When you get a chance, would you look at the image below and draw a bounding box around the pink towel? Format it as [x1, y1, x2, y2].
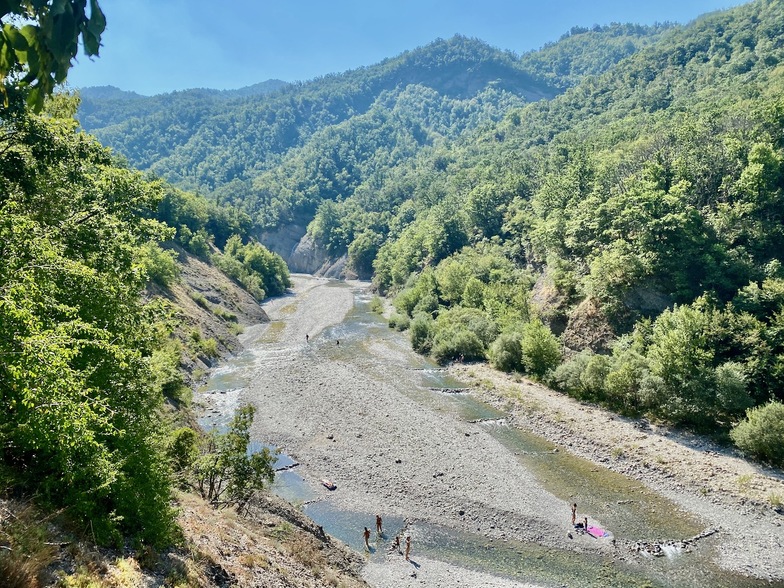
[587, 525, 608, 538]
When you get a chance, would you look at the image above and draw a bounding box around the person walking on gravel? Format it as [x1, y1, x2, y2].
[571, 503, 577, 525]
[405, 535, 411, 561]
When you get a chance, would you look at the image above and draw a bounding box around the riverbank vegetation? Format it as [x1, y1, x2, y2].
[371, 0, 784, 461]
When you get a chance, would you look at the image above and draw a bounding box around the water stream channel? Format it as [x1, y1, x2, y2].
[198, 280, 780, 588]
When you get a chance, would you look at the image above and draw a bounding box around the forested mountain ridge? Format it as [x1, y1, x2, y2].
[346, 0, 784, 450]
[72, 1, 784, 452]
[76, 29, 667, 213]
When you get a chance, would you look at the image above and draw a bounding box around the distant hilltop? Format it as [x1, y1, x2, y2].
[77, 78, 289, 99]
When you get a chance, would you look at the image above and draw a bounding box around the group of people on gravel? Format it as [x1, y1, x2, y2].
[363, 514, 411, 561]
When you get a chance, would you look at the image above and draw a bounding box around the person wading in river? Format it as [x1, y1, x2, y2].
[405, 535, 411, 561]
[376, 514, 383, 535]
[363, 526, 371, 551]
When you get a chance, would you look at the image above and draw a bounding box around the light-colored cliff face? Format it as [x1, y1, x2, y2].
[288, 233, 330, 274]
[259, 222, 351, 279]
[257, 222, 309, 268]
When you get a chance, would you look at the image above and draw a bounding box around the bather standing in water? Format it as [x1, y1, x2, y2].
[363, 526, 371, 550]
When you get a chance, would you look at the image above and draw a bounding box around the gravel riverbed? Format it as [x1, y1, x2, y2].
[229, 275, 784, 587]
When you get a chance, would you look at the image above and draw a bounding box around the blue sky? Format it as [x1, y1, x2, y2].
[67, 0, 743, 96]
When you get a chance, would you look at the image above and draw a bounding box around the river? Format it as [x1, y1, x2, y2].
[199, 275, 783, 588]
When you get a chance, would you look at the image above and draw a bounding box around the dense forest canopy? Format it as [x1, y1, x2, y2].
[77, 29, 668, 227]
[75, 1, 784, 460]
[369, 0, 784, 446]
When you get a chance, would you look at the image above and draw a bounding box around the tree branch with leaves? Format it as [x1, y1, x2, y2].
[1, 0, 105, 110]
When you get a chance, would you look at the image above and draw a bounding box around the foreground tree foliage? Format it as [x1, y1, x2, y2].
[0, 93, 176, 545]
[0, 0, 106, 110]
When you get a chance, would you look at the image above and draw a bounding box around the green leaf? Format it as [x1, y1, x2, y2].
[26, 85, 43, 111]
[19, 24, 38, 47]
[82, 30, 99, 56]
[52, 11, 78, 60]
[0, 36, 14, 73]
[51, 0, 69, 17]
[86, 0, 106, 45]
[3, 24, 29, 51]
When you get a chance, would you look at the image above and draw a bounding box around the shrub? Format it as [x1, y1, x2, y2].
[149, 341, 186, 401]
[581, 353, 611, 398]
[488, 332, 523, 372]
[410, 313, 434, 354]
[520, 319, 561, 379]
[189, 290, 210, 310]
[551, 350, 592, 396]
[369, 296, 384, 314]
[431, 324, 484, 365]
[199, 337, 219, 359]
[168, 427, 199, 487]
[462, 277, 485, 309]
[730, 401, 784, 466]
[192, 405, 277, 512]
[388, 313, 410, 331]
[604, 335, 650, 413]
[437, 306, 498, 347]
[137, 241, 180, 287]
[413, 292, 439, 317]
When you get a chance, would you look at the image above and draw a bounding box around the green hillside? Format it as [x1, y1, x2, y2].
[77, 30, 667, 219]
[75, 1, 784, 447]
[360, 0, 784, 440]
[3, 0, 784, 584]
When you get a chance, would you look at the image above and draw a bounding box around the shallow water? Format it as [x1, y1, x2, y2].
[199, 280, 782, 588]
